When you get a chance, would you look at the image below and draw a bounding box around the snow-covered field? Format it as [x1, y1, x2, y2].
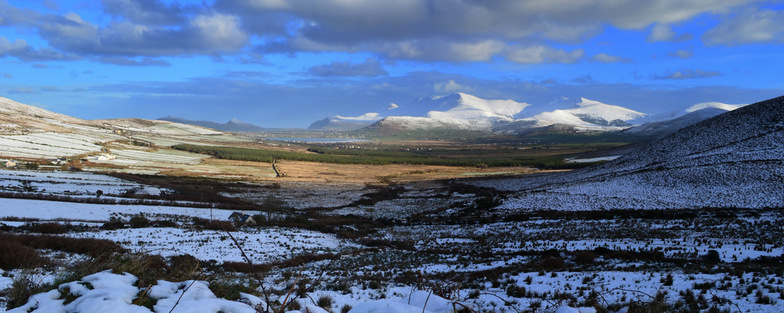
[69, 227, 351, 264]
[0, 170, 170, 198]
[2, 148, 784, 313]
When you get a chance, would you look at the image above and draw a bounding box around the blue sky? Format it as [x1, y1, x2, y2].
[1, 0, 783, 128]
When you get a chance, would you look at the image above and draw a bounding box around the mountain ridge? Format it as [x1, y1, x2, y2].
[158, 116, 266, 132]
[334, 93, 740, 135]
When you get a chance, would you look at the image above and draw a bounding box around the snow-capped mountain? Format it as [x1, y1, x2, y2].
[316, 93, 748, 135]
[311, 93, 749, 137]
[511, 97, 645, 130]
[372, 93, 530, 131]
[308, 113, 381, 131]
[311, 93, 530, 131]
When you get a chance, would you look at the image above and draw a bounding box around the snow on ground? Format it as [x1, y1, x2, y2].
[2, 270, 484, 313]
[0, 132, 114, 159]
[68, 227, 352, 264]
[0, 198, 230, 222]
[0, 170, 170, 197]
[5, 271, 262, 313]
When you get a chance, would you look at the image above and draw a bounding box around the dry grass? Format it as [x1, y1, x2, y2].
[0, 233, 125, 257]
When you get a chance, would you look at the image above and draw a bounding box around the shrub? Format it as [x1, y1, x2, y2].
[506, 285, 526, 298]
[574, 250, 599, 264]
[317, 295, 334, 310]
[663, 274, 674, 286]
[29, 222, 68, 234]
[0, 233, 124, 257]
[540, 256, 565, 270]
[0, 241, 49, 269]
[340, 304, 352, 313]
[155, 220, 178, 228]
[129, 215, 151, 228]
[168, 254, 201, 281]
[101, 217, 125, 230]
[204, 220, 236, 232]
[4, 276, 47, 309]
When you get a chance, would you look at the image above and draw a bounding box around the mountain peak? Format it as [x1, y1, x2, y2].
[685, 102, 746, 113]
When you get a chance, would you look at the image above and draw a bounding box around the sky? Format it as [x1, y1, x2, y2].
[0, 0, 783, 128]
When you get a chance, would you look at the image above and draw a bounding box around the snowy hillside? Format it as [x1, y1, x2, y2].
[473, 95, 784, 210]
[0, 97, 247, 173]
[0, 96, 95, 134]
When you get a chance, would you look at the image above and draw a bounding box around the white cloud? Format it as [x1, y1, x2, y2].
[308, 58, 387, 77]
[591, 53, 632, 63]
[654, 69, 721, 80]
[703, 8, 784, 45]
[647, 23, 692, 42]
[190, 13, 249, 51]
[387, 103, 399, 110]
[434, 80, 469, 94]
[503, 45, 583, 64]
[0, 36, 79, 61]
[33, 9, 248, 57]
[667, 49, 693, 59]
[334, 112, 380, 121]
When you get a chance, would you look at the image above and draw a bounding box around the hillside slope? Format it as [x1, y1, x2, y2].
[0, 97, 236, 162]
[472, 95, 784, 210]
[159, 117, 266, 132]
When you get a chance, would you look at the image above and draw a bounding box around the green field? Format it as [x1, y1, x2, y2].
[172, 144, 600, 169]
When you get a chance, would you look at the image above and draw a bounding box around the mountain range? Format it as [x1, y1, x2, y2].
[158, 117, 266, 132]
[309, 92, 746, 136]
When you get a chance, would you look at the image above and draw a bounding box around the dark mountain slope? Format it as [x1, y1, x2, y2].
[471, 95, 784, 210]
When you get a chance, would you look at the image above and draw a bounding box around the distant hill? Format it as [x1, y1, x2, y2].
[622, 107, 728, 138]
[308, 113, 380, 131]
[158, 117, 265, 132]
[314, 93, 736, 136]
[0, 96, 226, 160]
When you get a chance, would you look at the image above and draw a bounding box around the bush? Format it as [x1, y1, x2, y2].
[0, 233, 124, 257]
[155, 220, 178, 228]
[506, 285, 526, 298]
[4, 276, 48, 309]
[204, 220, 236, 232]
[663, 274, 674, 286]
[29, 222, 68, 234]
[574, 250, 599, 264]
[540, 256, 565, 270]
[0, 241, 49, 269]
[317, 295, 334, 310]
[129, 215, 151, 228]
[168, 254, 201, 281]
[101, 217, 125, 230]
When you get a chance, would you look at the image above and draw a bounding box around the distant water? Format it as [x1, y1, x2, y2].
[265, 137, 371, 143]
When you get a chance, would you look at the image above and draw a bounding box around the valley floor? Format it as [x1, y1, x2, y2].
[1, 169, 783, 313]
